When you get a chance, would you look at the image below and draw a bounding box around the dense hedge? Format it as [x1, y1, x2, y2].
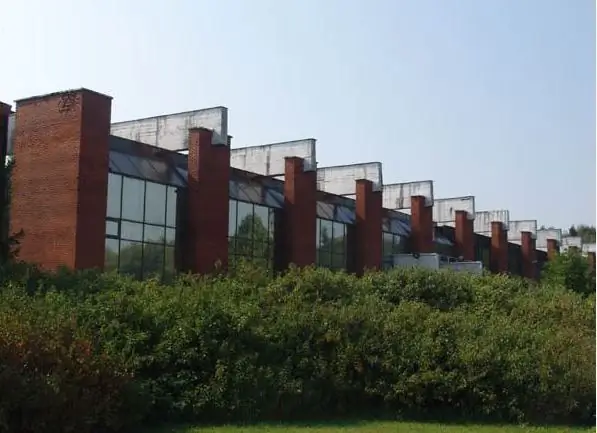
[0, 262, 594, 432]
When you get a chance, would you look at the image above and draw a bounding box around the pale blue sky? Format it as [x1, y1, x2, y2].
[1, 0, 594, 229]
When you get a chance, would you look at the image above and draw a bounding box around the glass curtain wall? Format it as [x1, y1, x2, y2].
[382, 232, 406, 270]
[316, 218, 348, 270]
[381, 215, 410, 270]
[508, 243, 523, 276]
[228, 199, 275, 269]
[475, 235, 491, 270]
[105, 173, 177, 280]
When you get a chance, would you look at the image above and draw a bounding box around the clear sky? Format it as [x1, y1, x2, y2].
[1, 0, 595, 229]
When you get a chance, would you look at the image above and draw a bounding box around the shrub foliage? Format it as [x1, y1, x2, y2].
[0, 261, 594, 432]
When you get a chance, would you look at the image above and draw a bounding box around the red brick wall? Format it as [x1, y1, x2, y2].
[187, 128, 230, 274]
[454, 210, 475, 261]
[355, 179, 382, 274]
[284, 157, 316, 267]
[490, 221, 508, 273]
[411, 195, 433, 253]
[0, 102, 9, 162]
[0, 102, 10, 258]
[10, 89, 112, 271]
[546, 238, 559, 260]
[520, 231, 537, 279]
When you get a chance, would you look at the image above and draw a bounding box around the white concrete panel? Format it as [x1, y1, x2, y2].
[560, 236, 583, 252]
[432, 196, 475, 226]
[582, 243, 596, 253]
[507, 220, 538, 243]
[393, 253, 440, 270]
[536, 229, 562, 249]
[316, 162, 382, 195]
[382, 180, 434, 210]
[7, 113, 14, 155]
[473, 210, 510, 234]
[231, 139, 316, 175]
[440, 261, 484, 274]
[110, 107, 228, 149]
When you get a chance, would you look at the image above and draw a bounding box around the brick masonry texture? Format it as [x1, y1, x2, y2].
[455, 210, 475, 261]
[356, 179, 382, 273]
[411, 195, 434, 254]
[490, 221, 508, 273]
[187, 128, 230, 274]
[10, 89, 111, 271]
[284, 157, 317, 267]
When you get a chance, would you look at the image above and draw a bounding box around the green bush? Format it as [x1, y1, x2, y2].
[0, 263, 594, 431]
[0, 288, 146, 433]
[541, 250, 595, 295]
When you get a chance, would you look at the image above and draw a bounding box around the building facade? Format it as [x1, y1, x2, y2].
[0, 88, 573, 280]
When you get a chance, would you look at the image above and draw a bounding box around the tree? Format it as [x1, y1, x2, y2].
[575, 225, 596, 244]
[568, 225, 578, 237]
[229, 212, 272, 268]
[542, 249, 594, 296]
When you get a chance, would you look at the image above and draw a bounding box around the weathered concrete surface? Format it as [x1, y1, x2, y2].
[111, 107, 229, 150]
[231, 139, 316, 176]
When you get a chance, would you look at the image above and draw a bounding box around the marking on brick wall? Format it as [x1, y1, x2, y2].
[58, 91, 78, 113]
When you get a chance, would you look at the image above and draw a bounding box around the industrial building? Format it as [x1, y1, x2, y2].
[0, 88, 591, 281]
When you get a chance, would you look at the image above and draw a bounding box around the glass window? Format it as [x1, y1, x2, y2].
[164, 246, 175, 281]
[228, 200, 237, 237]
[105, 238, 119, 272]
[166, 186, 177, 227]
[253, 205, 270, 243]
[382, 232, 394, 257]
[118, 240, 143, 279]
[121, 177, 145, 221]
[145, 182, 167, 225]
[319, 219, 334, 251]
[268, 208, 276, 238]
[144, 224, 165, 244]
[332, 222, 346, 251]
[107, 173, 122, 218]
[165, 228, 176, 246]
[121, 221, 143, 242]
[317, 202, 334, 220]
[331, 253, 345, 270]
[316, 218, 348, 271]
[142, 243, 165, 278]
[227, 199, 276, 270]
[105, 175, 178, 282]
[236, 201, 253, 238]
[106, 220, 119, 237]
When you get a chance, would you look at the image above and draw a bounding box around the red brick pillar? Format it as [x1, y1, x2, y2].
[546, 239, 559, 260]
[0, 103, 10, 262]
[520, 231, 537, 279]
[0, 102, 9, 164]
[454, 210, 474, 261]
[284, 156, 316, 267]
[10, 89, 112, 270]
[187, 128, 230, 274]
[490, 221, 508, 273]
[411, 195, 433, 253]
[355, 179, 382, 274]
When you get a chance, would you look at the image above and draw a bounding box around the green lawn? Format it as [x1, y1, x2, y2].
[154, 421, 594, 433]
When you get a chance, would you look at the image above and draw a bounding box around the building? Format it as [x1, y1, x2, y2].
[0, 88, 577, 280]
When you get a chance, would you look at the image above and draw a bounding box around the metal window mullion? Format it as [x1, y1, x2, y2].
[140, 180, 147, 279]
[117, 174, 124, 272]
[162, 186, 169, 280]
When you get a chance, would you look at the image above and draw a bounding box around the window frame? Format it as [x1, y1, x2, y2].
[104, 171, 178, 281]
[228, 198, 276, 270]
[316, 217, 349, 270]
